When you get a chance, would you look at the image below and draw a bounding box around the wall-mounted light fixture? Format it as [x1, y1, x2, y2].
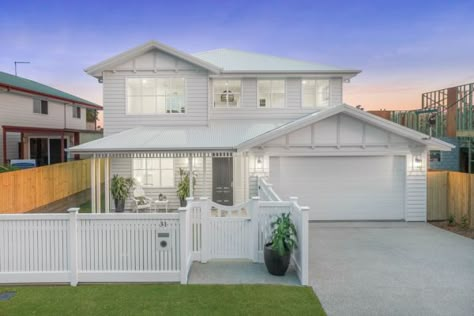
[412, 154, 424, 171]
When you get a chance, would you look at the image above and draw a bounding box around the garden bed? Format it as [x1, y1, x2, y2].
[430, 221, 474, 239]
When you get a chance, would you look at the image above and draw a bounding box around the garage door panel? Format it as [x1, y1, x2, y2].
[269, 156, 405, 221]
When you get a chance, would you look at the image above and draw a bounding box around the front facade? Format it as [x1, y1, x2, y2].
[0, 71, 102, 166]
[71, 40, 453, 221]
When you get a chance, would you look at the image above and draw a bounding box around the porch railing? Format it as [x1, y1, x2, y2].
[257, 177, 281, 202]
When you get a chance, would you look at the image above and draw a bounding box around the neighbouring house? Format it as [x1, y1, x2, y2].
[0, 71, 103, 166]
[69, 40, 453, 221]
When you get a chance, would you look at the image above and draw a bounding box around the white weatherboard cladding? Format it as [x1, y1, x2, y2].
[209, 78, 343, 120]
[405, 152, 428, 221]
[269, 156, 406, 221]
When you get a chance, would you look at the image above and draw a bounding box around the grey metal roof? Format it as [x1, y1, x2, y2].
[192, 48, 360, 74]
[0, 71, 101, 109]
[68, 119, 290, 153]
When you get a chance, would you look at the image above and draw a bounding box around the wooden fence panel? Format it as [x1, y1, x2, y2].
[0, 159, 102, 214]
[427, 171, 448, 221]
[448, 172, 470, 222]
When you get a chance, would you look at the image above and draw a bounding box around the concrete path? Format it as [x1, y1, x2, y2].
[188, 260, 299, 285]
[310, 222, 474, 316]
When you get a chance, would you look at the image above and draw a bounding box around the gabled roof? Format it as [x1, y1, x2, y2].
[237, 104, 454, 151]
[69, 104, 453, 154]
[85, 40, 222, 78]
[0, 71, 101, 109]
[193, 48, 361, 76]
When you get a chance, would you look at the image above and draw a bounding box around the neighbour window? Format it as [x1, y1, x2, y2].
[126, 78, 185, 114]
[72, 106, 81, 119]
[302, 79, 330, 108]
[257, 80, 285, 108]
[132, 158, 174, 188]
[430, 151, 441, 162]
[213, 80, 241, 107]
[33, 99, 48, 114]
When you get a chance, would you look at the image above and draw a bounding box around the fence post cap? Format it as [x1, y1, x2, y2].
[178, 207, 187, 212]
[67, 207, 80, 213]
[251, 196, 261, 200]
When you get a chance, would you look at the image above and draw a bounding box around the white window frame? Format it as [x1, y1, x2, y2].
[257, 79, 286, 108]
[125, 77, 187, 115]
[33, 99, 48, 115]
[132, 158, 175, 188]
[301, 79, 331, 108]
[212, 79, 242, 108]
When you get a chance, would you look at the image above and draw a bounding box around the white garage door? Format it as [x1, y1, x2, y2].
[269, 156, 406, 221]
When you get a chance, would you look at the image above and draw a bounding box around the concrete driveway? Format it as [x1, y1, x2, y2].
[310, 222, 474, 316]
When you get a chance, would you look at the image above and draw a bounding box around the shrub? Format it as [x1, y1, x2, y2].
[448, 214, 456, 226]
[460, 214, 469, 229]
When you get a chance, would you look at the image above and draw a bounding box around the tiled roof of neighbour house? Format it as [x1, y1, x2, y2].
[68, 119, 291, 153]
[0, 71, 102, 109]
[192, 48, 360, 75]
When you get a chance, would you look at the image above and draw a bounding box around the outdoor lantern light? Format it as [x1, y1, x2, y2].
[413, 154, 423, 171]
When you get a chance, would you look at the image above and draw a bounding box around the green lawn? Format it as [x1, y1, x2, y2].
[0, 284, 325, 316]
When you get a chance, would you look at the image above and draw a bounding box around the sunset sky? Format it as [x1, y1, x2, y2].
[1, 0, 473, 112]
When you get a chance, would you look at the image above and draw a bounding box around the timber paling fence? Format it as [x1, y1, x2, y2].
[427, 171, 474, 228]
[0, 159, 103, 214]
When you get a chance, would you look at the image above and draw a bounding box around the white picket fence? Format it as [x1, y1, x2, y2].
[0, 182, 309, 286]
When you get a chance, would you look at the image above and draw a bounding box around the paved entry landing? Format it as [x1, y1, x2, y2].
[188, 260, 300, 285]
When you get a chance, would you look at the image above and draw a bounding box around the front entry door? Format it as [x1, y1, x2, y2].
[212, 157, 233, 205]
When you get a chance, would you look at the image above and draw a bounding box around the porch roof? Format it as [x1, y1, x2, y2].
[68, 119, 290, 154]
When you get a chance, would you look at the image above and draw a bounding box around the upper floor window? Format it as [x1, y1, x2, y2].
[258, 80, 285, 108]
[213, 80, 241, 107]
[302, 79, 330, 108]
[126, 78, 185, 114]
[72, 106, 81, 119]
[33, 99, 48, 115]
[132, 158, 174, 188]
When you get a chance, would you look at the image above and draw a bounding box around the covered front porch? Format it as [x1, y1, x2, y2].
[86, 151, 268, 213]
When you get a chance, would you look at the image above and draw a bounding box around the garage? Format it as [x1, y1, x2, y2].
[269, 156, 406, 221]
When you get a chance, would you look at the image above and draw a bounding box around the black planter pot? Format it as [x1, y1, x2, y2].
[264, 243, 291, 276]
[114, 199, 125, 212]
[179, 198, 186, 207]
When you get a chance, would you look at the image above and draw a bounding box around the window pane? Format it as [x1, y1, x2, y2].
[258, 80, 272, 93]
[258, 94, 271, 107]
[156, 79, 168, 95]
[41, 100, 48, 114]
[303, 93, 315, 108]
[161, 158, 173, 169]
[161, 170, 174, 187]
[272, 93, 285, 108]
[147, 158, 160, 170]
[133, 170, 146, 186]
[213, 80, 241, 107]
[142, 96, 156, 113]
[272, 80, 285, 93]
[156, 96, 166, 113]
[127, 78, 141, 96]
[169, 78, 185, 94]
[133, 159, 146, 170]
[33, 99, 41, 113]
[149, 170, 160, 187]
[127, 96, 142, 113]
[141, 78, 155, 95]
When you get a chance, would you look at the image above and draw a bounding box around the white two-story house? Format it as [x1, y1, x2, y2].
[0, 71, 102, 166]
[70, 40, 452, 221]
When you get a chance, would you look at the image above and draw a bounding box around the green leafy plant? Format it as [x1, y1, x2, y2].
[269, 213, 298, 256]
[176, 168, 197, 203]
[448, 214, 456, 226]
[111, 175, 134, 202]
[86, 109, 99, 122]
[0, 164, 18, 173]
[460, 214, 469, 229]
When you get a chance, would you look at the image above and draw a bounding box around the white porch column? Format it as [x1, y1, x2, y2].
[96, 158, 101, 213]
[188, 154, 194, 198]
[104, 156, 110, 213]
[203, 155, 207, 198]
[90, 156, 96, 213]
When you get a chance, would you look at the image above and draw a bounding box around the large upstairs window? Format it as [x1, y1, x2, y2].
[126, 78, 185, 114]
[213, 80, 241, 107]
[257, 80, 285, 108]
[302, 79, 330, 108]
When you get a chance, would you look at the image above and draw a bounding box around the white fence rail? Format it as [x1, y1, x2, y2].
[0, 187, 309, 285]
[258, 177, 282, 202]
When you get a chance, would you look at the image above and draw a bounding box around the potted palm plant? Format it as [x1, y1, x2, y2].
[264, 213, 298, 276]
[111, 175, 134, 212]
[176, 168, 197, 207]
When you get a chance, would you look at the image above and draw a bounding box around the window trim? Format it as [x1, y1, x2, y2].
[257, 79, 286, 108]
[301, 78, 331, 109]
[72, 106, 81, 119]
[33, 99, 49, 115]
[125, 77, 187, 116]
[131, 158, 175, 188]
[212, 79, 242, 108]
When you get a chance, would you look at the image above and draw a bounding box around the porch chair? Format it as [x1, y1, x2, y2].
[131, 186, 153, 213]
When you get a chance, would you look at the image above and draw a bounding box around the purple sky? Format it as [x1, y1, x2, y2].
[1, 0, 473, 111]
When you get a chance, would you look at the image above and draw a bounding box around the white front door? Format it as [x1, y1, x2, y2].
[269, 156, 406, 221]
